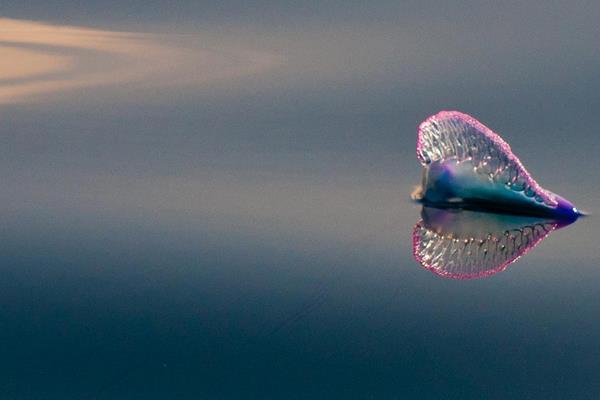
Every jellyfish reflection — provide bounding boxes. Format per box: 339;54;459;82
412;206;574;279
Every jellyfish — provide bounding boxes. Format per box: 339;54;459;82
412;206;574;279
413;111;580;220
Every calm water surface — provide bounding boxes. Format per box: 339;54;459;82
1;3;600;398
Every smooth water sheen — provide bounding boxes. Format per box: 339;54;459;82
1;3;600;399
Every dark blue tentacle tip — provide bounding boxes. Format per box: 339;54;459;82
553;195;581;222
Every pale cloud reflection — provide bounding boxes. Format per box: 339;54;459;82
0;18;283;103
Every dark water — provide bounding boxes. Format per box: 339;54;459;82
1;2;600;399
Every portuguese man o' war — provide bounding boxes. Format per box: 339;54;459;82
412;206;574;279
413;111;580;220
